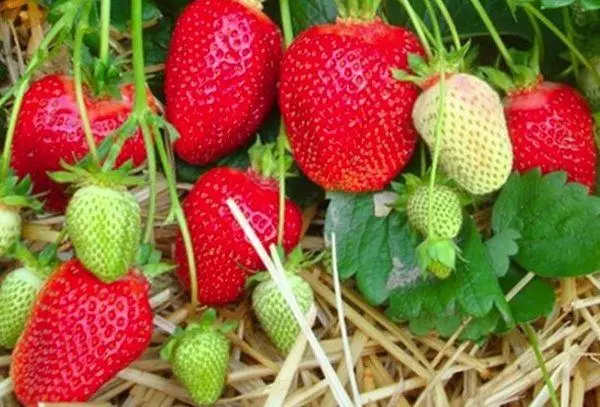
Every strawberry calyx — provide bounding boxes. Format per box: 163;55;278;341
0;167;43;212
392;173;474;212
246;246;319;287
393;44;472;89
49;160;144;191
248;138;296;182
160;309;237;361
416;237;460;279
8;242;58;281
135;243;175;281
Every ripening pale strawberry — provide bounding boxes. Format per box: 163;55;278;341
66;184;141;282
252;274;313;354
11;260;153;405
161;312;231;405
0;205;21;257
413;73;513;195
505;81;597;191
174;167;303;305
406;185;463;239
166;0;282;165
0;267;44;348
279;19;425;192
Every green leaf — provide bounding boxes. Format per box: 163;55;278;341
290;0;337;33
496;265;556;332
581;0;600;10
387;218;513;324
541;0;575;8
485;229;521;277
324;192;420;305
492;170;600;277
109;0;162;30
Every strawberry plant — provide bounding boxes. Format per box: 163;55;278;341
2;0;600;405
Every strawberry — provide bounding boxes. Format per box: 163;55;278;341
406;185;463;239
65;184;142;282
165;0;282;165
0;267;44;349
11;259;153;406
11;74;152;212
279;19;425;192
412;73;513;195
252;273;313;354
504;81;597;191
0;244;56;349
174;167;303;305
161;309;232;405
0;205;21;257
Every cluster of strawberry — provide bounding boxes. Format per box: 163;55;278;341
0;0;597;405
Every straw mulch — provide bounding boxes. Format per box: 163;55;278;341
2;3;600;407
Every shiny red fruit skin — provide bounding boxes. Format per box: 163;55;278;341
11;260;153;406
174;167;303;305
11;74;150;212
279;19;425;192
165;0;282;165
505;81;597;191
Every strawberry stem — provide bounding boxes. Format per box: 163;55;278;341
423;0;445;54
468;0;517;73
100;0;111;65
525;11;544;65
279;0;293;47
73;0;100;167
277;130;286;248
522;323;560;407
432;0;461;51
562;8;579;83
427;68;446;238
0;9;76;180
395;0;433;58
131;0;157;242
347;0;360;18
522;3;600;86
152;120;199;313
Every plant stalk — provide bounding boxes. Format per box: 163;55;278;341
432;0;461;50
279;0;294;47
468;0;517;73
131;0;157;243
427;69;445;238
100;0;111;65
396;0;433;58
522;324;560;407
73;0;100;167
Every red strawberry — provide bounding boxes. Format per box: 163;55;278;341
165;0;282;165
11;260;153;406
505;80;597;191
11;74;152;212
279;19;424;192
174;167;303;305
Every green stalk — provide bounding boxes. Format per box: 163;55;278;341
523;324;559;407
396;0;433;58
427;69;445;238
468;0;517;73
73;0;100;167
0;14;72;179
131;0;157;243
523;3;600;86
100;0;111;65
423;0;444;53
277;128;286;248
279;0;294;47
432;0;461;50
525;10;544;66
563;7;579;83
347;0;359;18
154;125;199;312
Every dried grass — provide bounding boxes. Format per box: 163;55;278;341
1;3;600;406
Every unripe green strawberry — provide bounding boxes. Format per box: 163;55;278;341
413;73;513;195
0;267;44;348
252;274;314;354
66;184;141;282
0;206;21;257
161;311;232;405
406;185;462;239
